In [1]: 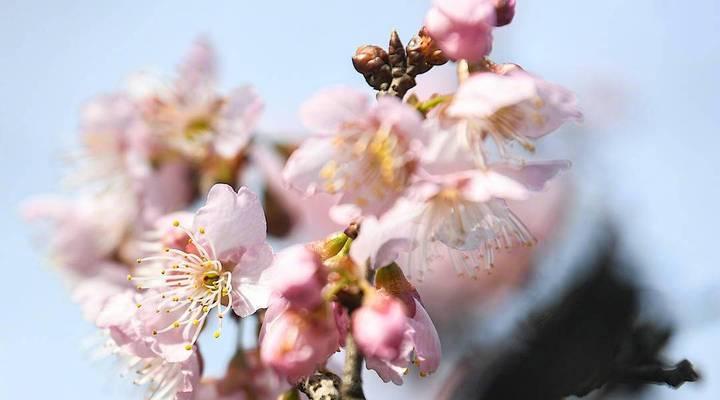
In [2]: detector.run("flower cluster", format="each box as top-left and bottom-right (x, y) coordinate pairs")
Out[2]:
(287, 0), (580, 282)
(23, 1), (581, 398)
(23, 40), (293, 400)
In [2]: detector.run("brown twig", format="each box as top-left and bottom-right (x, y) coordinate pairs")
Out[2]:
(340, 334), (366, 400)
(298, 371), (342, 400)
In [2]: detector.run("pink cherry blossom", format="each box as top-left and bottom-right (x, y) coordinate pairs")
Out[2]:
(196, 350), (287, 399)
(260, 299), (339, 383)
(446, 70), (582, 162)
(132, 184), (273, 349)
(352, 294), (409, 361)
(251, 144), (342, 241)
(109, 337), (201, 400)
(361, 296), (441, 384)
(425, 0), (496, 62)
(135, 161), (195, 225)
(72, 263), (130, 322)
(284, 86), (425, 218)
(268, 244), (327, 310)
(130, 38), (263, 160)
(353, 163), (568, 280)
(73, 93), (153, 187)
(22, 194), (132, 278)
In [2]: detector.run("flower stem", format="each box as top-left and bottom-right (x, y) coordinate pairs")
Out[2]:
(341, 333), (366, 400)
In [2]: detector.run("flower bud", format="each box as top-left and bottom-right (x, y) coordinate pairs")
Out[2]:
(352, 292), (409, 361)
(494, 0), (516, 27)
(270, 245), (326, 310)
(406, 27), (448, 76)
(260, 306), (339, 383)
(352, 45), (392, 91)
(374, 263), (421, 317)
(352, 45), (389, 75)
(424, 0), (495, 62)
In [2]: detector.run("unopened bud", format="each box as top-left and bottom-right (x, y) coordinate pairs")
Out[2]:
(375, 263), (421, 317)
(406, 27), (448, 76)
(494, 0), (516, 27)
(352, 45), (392, 91)
(352, 45), (389, 75)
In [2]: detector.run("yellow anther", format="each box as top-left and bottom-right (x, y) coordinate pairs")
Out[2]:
(136, 303), (142, 309)
(218, 314), (224, 319)
(164, 248), (170, 253)
(136, 259), (142, 264)
(202, 306), (209, 313)
(127, 274), (133, 281)
(213, 330), (221, 339)
(184, 344), (192, 351)
(151, 330), (157, 336)
(161, 270), (166, 275)
(172, 220), (180, 227)
(172, 296), (179, 302)
(198, 227), (206, 234)
(172, 321), (180, 328)
(192, 319), (199, 326)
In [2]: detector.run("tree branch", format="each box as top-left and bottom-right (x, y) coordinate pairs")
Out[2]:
(340, 334), (366, 400)
(298, 371), (341, 400)
(614, 359), (700, 388)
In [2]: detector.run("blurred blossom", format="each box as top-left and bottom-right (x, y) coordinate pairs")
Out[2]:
(353, 294), (409, 362)
(259, 299), (340, 383)
(425, 0), (496, 62)
(268, 244), (327, 310)
(251, 144), (342, 242)
(445, 69), (582, 163)
(129, 38), (263, 161)
(22, 193), (133, 278)
(284, 87), (426, 220)
(352, 164), (567, 281)
(195, 350), (286, 399)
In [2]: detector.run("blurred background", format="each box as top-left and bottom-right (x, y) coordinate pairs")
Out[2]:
(2, 0), (719, 398)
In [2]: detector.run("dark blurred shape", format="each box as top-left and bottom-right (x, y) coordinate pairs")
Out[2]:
(493, 0), (516, 27)
(440, 236), (699, 400)
(263, 185), (295, 237)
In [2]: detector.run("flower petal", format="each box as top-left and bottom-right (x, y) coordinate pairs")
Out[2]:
(231, 242), (274, 317)
(299, 86), (369, 134)
(214, 86), (264, 158)
(193, 184), (268, 260)
(492, 160), (571, 191)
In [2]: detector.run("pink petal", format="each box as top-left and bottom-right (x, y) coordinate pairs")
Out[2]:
(231, 242), (274, 317)
(176, 37), (217, 100)
(299, 86), (369, 134)
(448, 72), (537, 118)
(282, 137), (336, 195)
(193, 184), (268, 260)
(408, 300), (441, 375)
(492, 160), (571, 191)
(214, 86), (264, 158)
(350, 216), (414, 271)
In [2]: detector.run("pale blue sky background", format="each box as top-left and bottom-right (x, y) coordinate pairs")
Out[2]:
(1, 1), (719, 399)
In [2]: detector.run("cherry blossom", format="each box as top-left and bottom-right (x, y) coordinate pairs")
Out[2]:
(425, 0), (496, 62)
(131, 184), (273, 349)
(284, 86), (426, 218)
